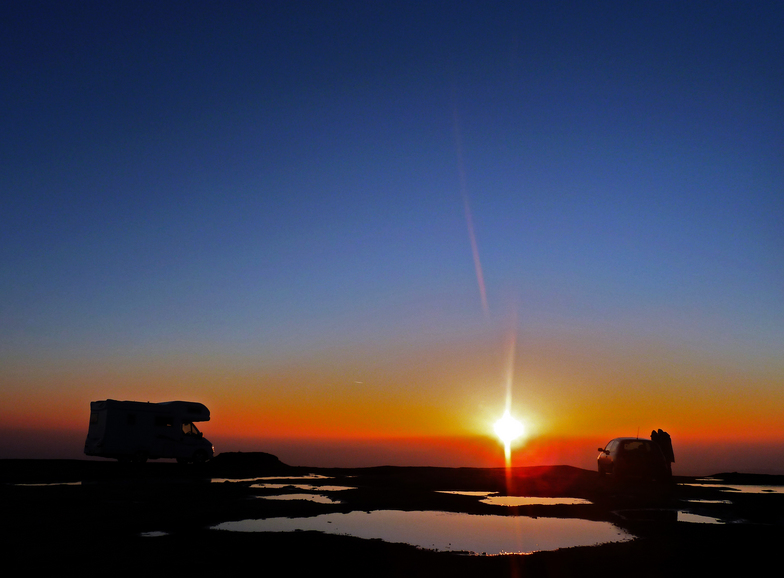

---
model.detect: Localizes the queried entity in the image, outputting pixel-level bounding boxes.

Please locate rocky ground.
[2,453,782,577]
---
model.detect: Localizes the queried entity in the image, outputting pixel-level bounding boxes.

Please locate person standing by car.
[652,429,675,475]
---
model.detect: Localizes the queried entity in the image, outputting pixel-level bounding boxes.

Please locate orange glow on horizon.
[1,328,783,473]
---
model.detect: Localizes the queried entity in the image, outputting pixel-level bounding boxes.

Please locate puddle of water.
[438,491,495,497]
[212,510,633,555]
[212,474,332,484]
[614,509,724,524]
[261,474,331,480]
[677,511,723,524]
[258,493,342,504]
[481,496,592,506]
[436,490,591,506]
[251,483,355,491]
[680,483,784,495]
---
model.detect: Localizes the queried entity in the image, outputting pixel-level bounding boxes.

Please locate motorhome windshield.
[182,422,201,436]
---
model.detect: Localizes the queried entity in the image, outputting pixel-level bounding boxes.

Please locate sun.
[494,410,525,446]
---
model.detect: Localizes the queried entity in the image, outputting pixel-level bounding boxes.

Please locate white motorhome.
[84,399,214,463]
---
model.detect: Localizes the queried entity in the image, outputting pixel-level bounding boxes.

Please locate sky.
[2,1,783,474]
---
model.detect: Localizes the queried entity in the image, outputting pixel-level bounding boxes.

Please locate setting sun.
[494,411,525,447]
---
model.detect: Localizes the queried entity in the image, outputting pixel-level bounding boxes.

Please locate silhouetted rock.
[209,451,293,475]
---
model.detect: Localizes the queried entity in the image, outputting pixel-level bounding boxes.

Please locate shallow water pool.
[436,490,591,506]
[680,483,784,495]
[211,474,332,484]
[212,510,633,555]
[257,493,342,504]
[251,483,356,491]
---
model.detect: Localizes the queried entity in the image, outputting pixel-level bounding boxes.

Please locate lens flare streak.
[452,98,489,317]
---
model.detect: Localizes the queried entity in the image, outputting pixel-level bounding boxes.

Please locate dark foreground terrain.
[2,454,782,577]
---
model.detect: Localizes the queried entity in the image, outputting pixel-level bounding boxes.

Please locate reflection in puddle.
[677,511,723,524]
[251,483,356,491]
[259,474,331,480]
[212,474,332,484]
[679,483,784,495]
[140,531,168,537]
[257,493,341,504]
[481,496,592,506]
[614,509,724,524]
[212,510,633,555]
[437,491,591,506]
[438,491,494,497]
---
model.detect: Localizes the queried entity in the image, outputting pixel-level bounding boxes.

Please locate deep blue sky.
[2,2,783,456]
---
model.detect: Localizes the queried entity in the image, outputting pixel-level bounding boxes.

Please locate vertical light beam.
[504,316,517,416]
[452,99,489,317]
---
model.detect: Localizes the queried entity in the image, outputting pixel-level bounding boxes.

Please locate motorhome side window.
[154,416,174,428]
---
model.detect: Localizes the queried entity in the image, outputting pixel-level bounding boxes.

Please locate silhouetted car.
[597,438,670,481]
